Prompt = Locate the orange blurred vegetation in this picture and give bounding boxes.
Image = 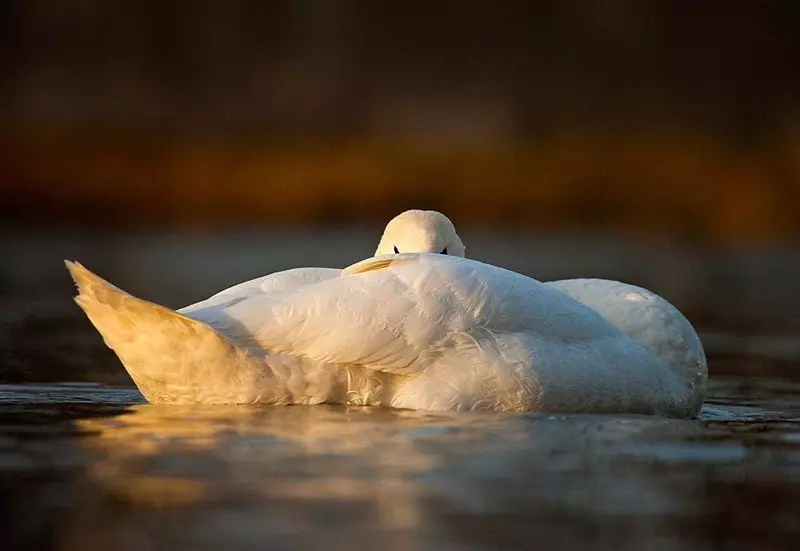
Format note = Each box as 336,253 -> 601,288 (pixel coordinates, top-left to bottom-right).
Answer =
2,128 -> 799,243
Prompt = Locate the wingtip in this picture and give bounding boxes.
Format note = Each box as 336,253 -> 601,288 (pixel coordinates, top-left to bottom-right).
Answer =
64,259 -> 86,282
64,259 -> 103,293
64,259 -> 85,272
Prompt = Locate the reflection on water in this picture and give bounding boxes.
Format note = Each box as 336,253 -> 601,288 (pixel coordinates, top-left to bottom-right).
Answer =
2,231 -> 800,550
1,381 -> 799,551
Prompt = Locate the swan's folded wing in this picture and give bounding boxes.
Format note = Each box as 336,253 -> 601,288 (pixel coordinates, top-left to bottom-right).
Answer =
190,255 -> 480,374
188,254 -> 624,376
180,267 -> 341,316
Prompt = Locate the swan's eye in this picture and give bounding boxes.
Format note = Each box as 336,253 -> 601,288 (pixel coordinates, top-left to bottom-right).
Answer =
394,246 -> 399,254
441,247 -> 448,255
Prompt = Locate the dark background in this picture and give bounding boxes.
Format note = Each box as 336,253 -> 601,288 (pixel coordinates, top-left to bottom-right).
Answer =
1,1 -> 799,241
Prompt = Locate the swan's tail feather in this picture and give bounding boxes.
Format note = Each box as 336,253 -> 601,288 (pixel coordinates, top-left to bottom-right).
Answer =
65,260 -> 314,405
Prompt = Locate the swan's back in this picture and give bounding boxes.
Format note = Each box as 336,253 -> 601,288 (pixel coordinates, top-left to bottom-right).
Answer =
191,254 -> 622,365
189,254 -> 702,416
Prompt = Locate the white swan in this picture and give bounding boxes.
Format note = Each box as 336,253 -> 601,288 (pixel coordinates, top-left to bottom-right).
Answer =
66,211 -> 706,417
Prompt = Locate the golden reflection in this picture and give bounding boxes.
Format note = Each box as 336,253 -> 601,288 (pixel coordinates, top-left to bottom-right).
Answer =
61,404 -> 722,550
75,404 -> 507,529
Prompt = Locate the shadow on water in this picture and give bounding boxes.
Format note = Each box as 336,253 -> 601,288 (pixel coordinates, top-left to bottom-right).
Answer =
2,231 -> 800,550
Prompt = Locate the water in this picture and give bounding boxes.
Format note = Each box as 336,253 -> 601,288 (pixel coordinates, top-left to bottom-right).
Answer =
2,231 -> 800,550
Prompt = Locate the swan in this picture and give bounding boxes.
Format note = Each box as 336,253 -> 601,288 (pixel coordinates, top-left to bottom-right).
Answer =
66,212 -> 706,417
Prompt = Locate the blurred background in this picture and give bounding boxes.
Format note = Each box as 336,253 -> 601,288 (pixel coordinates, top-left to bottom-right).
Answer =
2,1 -> 800,382
2,1 -> 800,237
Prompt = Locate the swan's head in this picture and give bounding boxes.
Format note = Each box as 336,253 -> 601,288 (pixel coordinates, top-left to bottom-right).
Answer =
375,210 -> 466,257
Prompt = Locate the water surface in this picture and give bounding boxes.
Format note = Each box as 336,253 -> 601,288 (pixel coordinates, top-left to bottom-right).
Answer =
2,379 -> 799,551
